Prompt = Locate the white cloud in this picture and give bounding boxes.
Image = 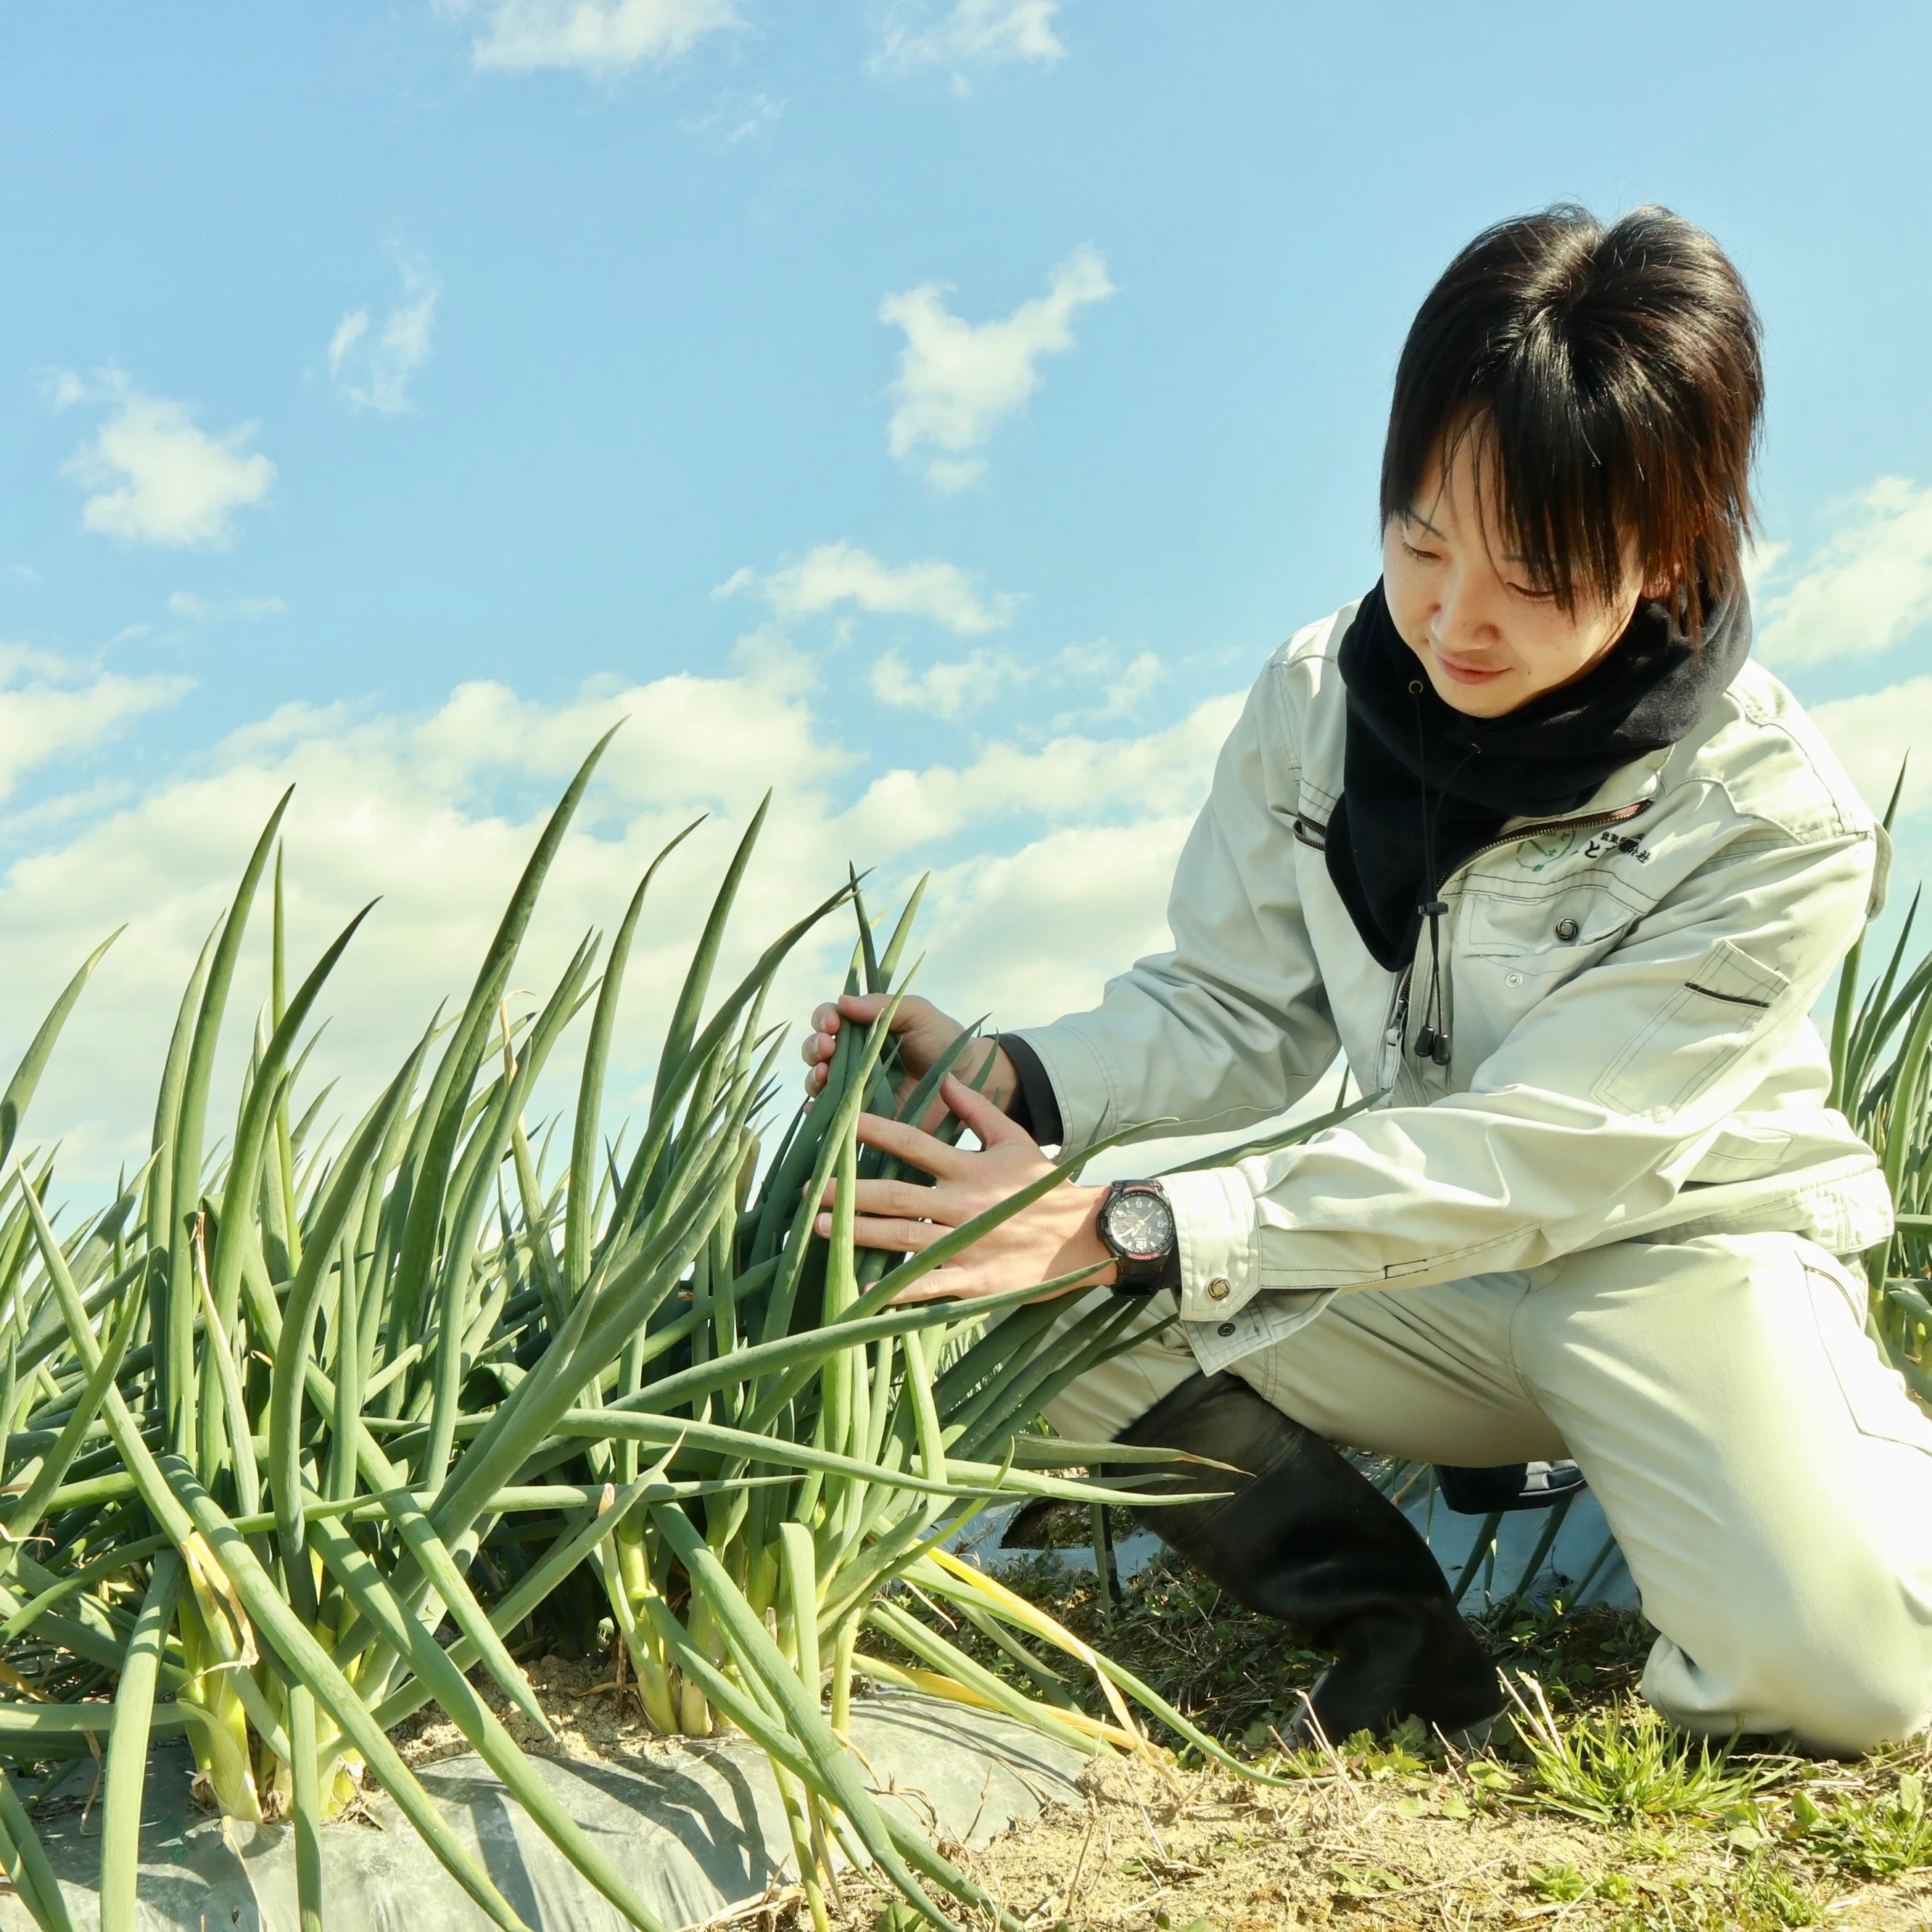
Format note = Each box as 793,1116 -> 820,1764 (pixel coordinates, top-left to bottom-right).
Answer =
0,637 -> 1240,1193
722,542 -> 1020,635
1755,477 -> 1932,669
870,637 -> 1163,725
870,645 -> 1025,718
0,645 -> 192,806
449,0 -> 738,75
837,693 -> 1239,856
57,372 -> 274,550
870,1 -> 1066,82
1809,674 -> 1932,825
168,592 -> 287,624
880,248 -> 1114,490
1046,643 -> 1162,727
329,253 -> 441,416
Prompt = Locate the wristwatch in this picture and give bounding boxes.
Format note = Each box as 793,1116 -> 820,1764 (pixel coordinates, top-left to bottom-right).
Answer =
1097,1180 -> 1179,1297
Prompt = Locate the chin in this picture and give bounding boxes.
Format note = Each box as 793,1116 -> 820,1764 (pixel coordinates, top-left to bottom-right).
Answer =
1427,664 -> 1517,719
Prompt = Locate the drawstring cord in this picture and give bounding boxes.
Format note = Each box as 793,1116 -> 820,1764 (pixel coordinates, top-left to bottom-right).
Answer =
1408,679 -> 1476,1066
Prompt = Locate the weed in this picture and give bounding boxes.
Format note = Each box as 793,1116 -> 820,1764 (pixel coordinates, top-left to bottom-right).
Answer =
1527,1860 -> 1592,1900
1506,1675 -> 1791,1828
1792,1770 -> 1932,1878
1728,1852 -> 1829,1927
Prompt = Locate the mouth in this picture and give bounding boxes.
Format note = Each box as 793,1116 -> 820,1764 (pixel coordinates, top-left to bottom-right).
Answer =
1430,645 -> 1508,687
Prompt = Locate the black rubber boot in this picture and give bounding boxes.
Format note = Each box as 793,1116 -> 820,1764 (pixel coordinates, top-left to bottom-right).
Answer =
1115,1371 -> 1504,1746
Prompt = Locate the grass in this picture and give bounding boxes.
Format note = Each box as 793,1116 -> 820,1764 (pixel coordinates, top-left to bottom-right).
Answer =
866,1545 -> 1932,1929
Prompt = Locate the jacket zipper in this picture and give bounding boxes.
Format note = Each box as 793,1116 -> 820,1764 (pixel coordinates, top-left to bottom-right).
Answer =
1448,796 -> 1654,874
1324,794 -> 1655,1086
1395,796 -> 1655,1079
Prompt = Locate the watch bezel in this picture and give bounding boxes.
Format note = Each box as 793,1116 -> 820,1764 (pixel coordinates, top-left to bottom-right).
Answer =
1099,1180 -> 1177,1297
1100,1182 -> 1175,1260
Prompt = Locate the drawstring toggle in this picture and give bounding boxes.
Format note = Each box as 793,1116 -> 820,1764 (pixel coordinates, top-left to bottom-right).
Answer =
1413,899 -> 1452,1065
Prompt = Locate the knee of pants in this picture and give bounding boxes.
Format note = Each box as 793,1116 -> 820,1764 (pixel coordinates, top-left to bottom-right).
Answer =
1781,1649 -> 1932,1756
1648,1614 -> 1932,1756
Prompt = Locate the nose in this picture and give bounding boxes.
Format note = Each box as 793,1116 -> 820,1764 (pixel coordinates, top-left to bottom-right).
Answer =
1430,566 -> 1502,653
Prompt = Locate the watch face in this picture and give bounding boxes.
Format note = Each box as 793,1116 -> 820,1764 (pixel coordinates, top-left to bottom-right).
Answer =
1105,1189 -> 1175,1261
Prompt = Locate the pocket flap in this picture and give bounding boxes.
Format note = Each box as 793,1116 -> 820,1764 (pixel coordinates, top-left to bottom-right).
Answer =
1461,888 -> 1634,963
1592,938 -> 1792,1120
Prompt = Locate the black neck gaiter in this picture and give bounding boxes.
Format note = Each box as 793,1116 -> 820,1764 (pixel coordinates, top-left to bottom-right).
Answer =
1324,580 -> 1752,972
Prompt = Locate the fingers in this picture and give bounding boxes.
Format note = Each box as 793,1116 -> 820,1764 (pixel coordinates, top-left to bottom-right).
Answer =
818,1176 -> 939,1221
941,1072 -> 1028,1147
801,991 -> 907,1089
814,1210 -> 946,1252
852,1110 -> 968,1176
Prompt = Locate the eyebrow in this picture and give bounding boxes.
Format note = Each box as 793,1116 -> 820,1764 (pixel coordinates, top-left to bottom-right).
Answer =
1405,505 -> 1536,569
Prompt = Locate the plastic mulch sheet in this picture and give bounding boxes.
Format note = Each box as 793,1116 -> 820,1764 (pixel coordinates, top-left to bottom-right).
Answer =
0,1690 -> 1086,1931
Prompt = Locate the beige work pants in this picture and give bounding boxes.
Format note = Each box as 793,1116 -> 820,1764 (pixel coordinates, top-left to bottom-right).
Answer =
1041,1230 -> 1932,1756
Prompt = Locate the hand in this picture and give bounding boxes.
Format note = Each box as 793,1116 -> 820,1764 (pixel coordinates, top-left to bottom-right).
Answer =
801,991 -> 1019,1129
816,1075 -> 1112,1305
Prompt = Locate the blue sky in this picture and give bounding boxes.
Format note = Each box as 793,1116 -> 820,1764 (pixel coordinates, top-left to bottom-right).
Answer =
3,1 -> 1931,1181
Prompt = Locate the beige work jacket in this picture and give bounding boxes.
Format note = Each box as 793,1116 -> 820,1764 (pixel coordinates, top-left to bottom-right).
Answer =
1012,601 -> 1895,1374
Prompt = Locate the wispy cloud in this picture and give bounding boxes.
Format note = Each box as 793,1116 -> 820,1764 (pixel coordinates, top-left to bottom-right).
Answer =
870,637 -> 1161,724
54,371 -> 275,550
0,643 -> 192,805
682,88 -> 785,144
718,542 -> 1020,635
1754,476 -> 1932,669
168,592 -> 287,624
445,0 -> 739,77
870,1 -> 1066,84
870,645 -> 1025,718
880,248 -> 1114,490
329,252 -> 441,416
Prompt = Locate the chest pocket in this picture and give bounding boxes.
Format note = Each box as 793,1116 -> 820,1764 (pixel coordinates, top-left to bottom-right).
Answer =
1593,938 -> 1791,1120
1458,886 -> 1637,976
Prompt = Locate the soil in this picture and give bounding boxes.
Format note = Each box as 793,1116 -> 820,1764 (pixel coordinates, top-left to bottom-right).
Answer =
832,1748 -> 1932,1932
384,1553 -> 1932,1931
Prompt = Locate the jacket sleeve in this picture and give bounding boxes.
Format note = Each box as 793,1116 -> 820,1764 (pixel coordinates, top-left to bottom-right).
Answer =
1009,656 -> 1342,1149
1155,817 -> 1881,1325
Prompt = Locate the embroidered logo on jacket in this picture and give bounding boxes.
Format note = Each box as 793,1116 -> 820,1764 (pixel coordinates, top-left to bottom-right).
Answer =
1514,829 -> 1580,872
1584,830 -> 1651,863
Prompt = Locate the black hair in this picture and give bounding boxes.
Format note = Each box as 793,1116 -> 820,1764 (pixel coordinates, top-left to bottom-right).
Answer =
1381,205 -> 1763,640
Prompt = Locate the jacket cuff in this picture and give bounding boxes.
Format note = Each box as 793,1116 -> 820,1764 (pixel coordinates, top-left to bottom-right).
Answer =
1002,1023 -> 1113,1150
996,1033 -> 1065,1146
1162,1165 -> 1260,1321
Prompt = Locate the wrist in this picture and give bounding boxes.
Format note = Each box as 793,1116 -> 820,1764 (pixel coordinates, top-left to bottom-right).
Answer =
968,1041 -> 1019,1114
1071,1184 -> 1116,1286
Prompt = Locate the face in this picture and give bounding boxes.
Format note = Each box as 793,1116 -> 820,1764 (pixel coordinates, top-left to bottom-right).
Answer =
1382,431 -> 1648,719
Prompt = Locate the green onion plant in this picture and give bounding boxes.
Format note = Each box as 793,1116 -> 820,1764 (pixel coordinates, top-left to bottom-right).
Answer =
1830,764 -> 1932,1408
0,740 -> 1252,1932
